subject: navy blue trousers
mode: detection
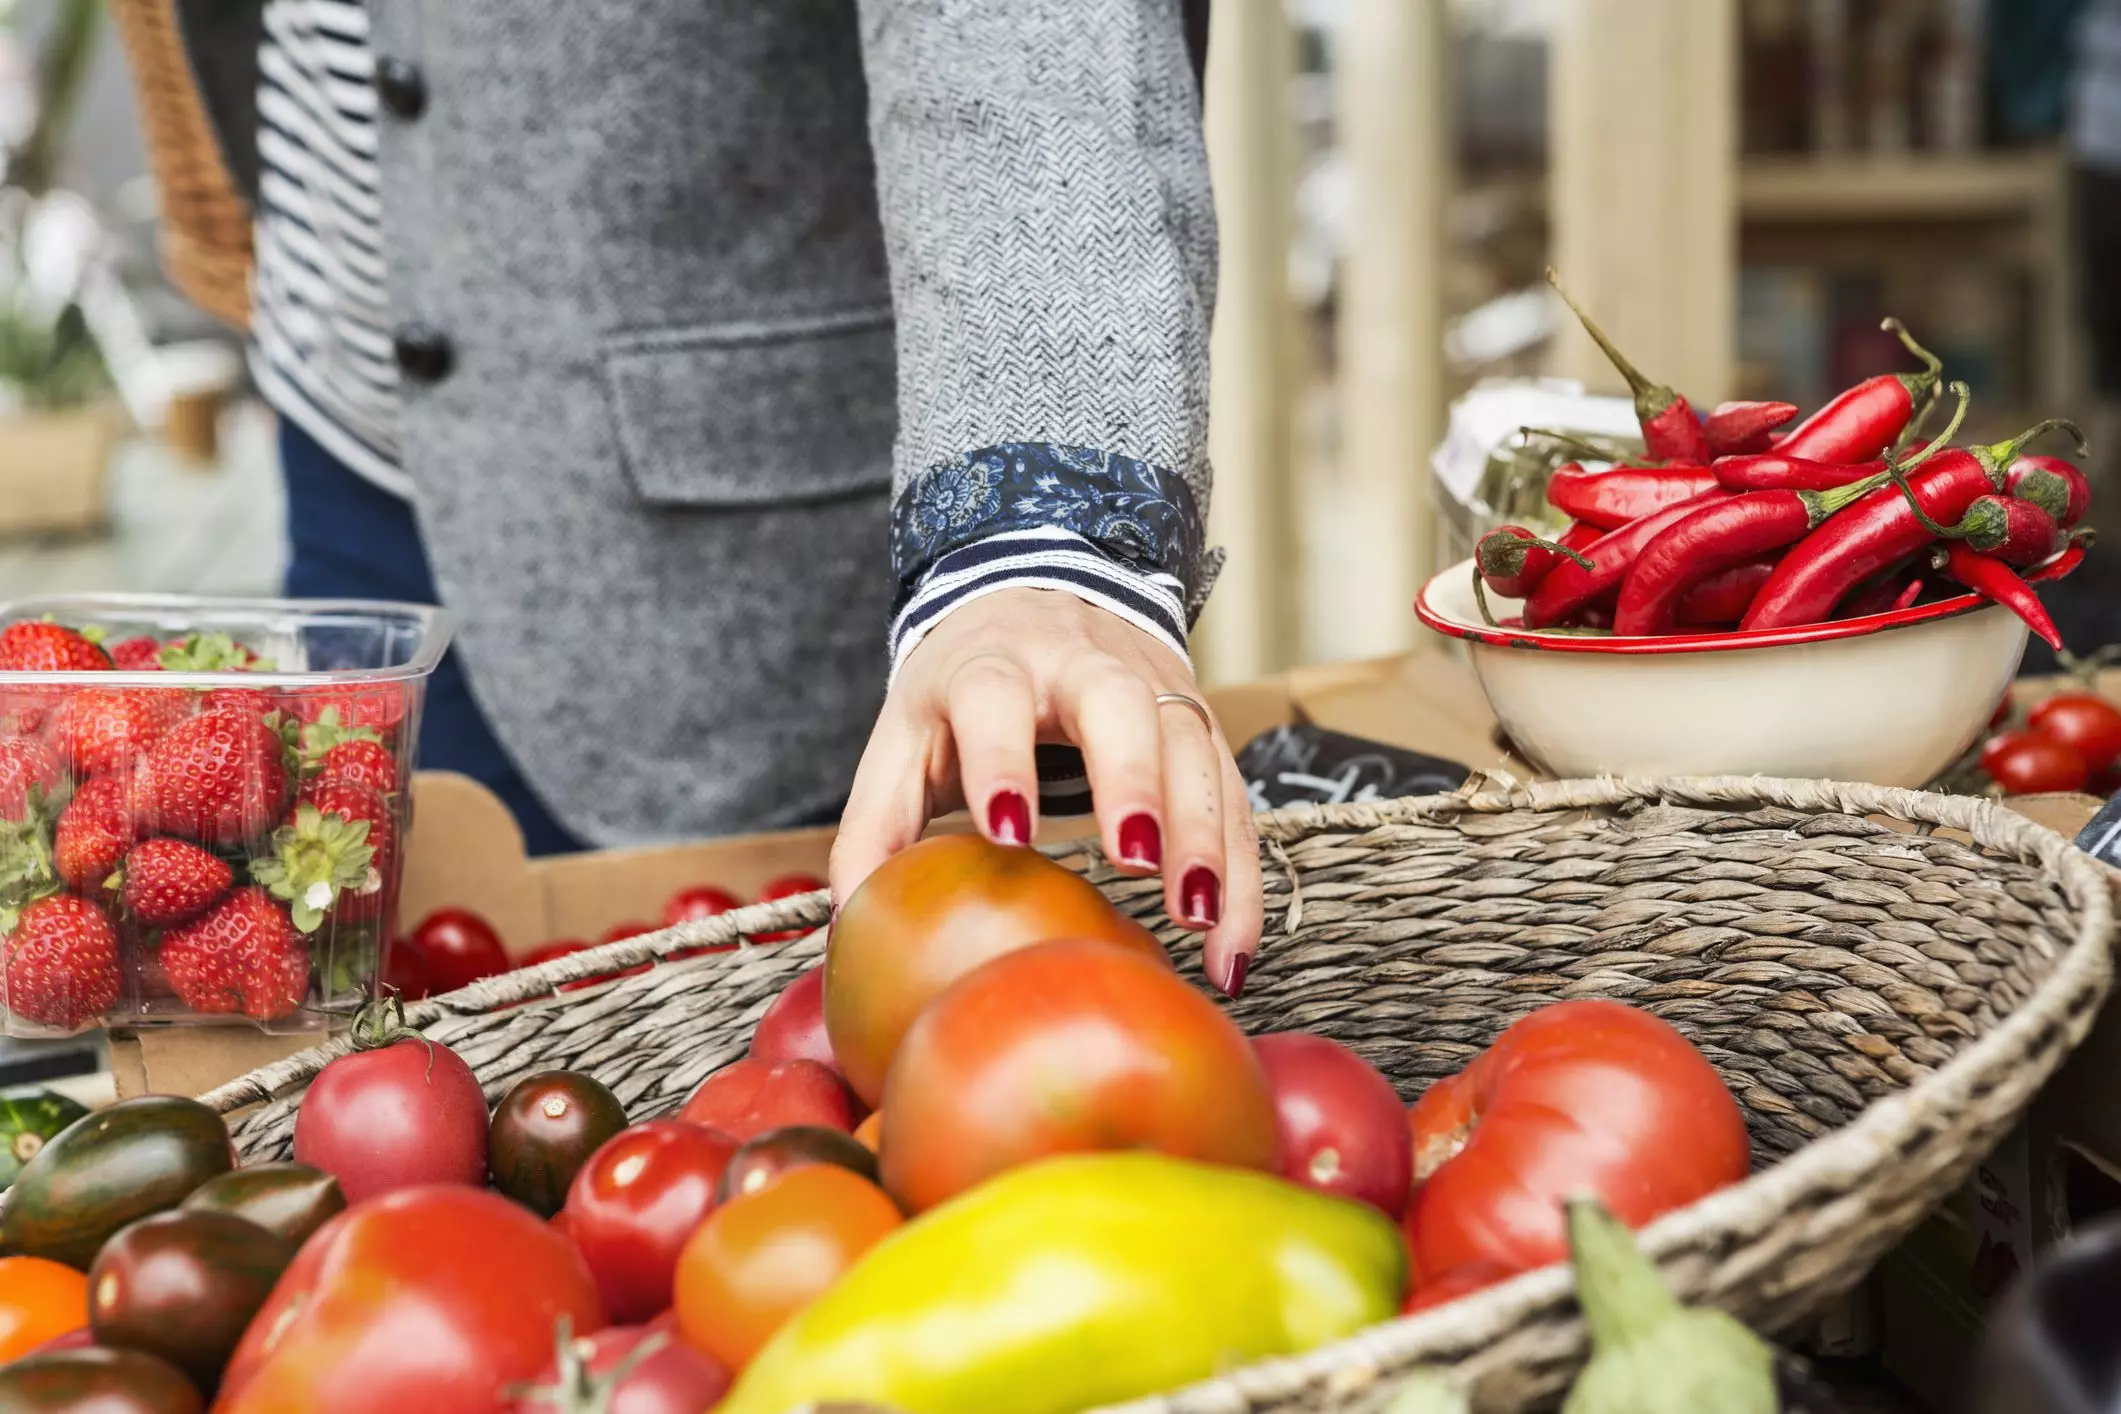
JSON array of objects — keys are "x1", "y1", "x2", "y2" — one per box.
[{"x1": 278, "y1": 421, "x2": 586, "y2": 856}]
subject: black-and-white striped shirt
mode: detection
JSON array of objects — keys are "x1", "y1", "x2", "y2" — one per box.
[{"x1": 249, "y1": 1, "x2": 1190, "y2": 670}]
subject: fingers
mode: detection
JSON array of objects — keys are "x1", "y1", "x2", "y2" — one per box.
[
  {"x1": 1057, "y1": 655, "x2": 1166, "y2": 876},
  {"x1": 1200, "y1": 751, "x2": 1265, "y2": 998},
  {"x1": 944, "y1": 651, "x2": 1040, "y2": 847},
  {"x1": 1155, "y1": 693, "x2": 1227, "y2": 936},
  {"x1": 829, "y1": 708, "x2": 936, "y2": 912}
]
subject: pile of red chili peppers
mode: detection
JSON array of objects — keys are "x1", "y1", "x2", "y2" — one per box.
[{"x1": 1473, "y1": 274, "x2": 2095, "y2": 649}]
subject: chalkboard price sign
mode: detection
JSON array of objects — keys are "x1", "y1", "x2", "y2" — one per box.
[
  {"x1": 2075, "y1": 790, "x2": 2121, "y2": 868},
  {"x1": 1234, "y1": 725, "x2": 1471, "y2": 812}
]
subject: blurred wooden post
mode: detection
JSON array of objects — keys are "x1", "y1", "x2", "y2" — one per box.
[
  {"x1": 1196, "y1": 0, "x2": 1298, "y2": 686},
  {"x1": 1332, "y1": 0, "x2": 1450, "y2": 658},
  {"x1": 1548, "y1": 0, "x2": 1738, "y2": 405}
]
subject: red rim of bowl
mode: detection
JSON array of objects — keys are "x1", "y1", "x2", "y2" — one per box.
[{"x1": 1415, "y1": 546, "x2": 2084, "y2": 656}]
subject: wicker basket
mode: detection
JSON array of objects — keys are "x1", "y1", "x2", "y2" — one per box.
[
  {"x1": 201, "y1": 778, "x2": 2116, "y2": 1412},
  {"x1": 107, "y1": 0, "x2": 253, "y2": 330}
]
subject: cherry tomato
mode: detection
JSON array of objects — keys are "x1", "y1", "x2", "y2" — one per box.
[
  {"x1": 382, "y1": 934, "x2": 432, "y2": 1001},
  {"x1": 411, "y1": 908, "x2": 511, "y2": 993},
  {"x1": 879, "y1": 939, "x2": 1278, "y2": 1214},
  {"x1": 521, "y1": 941, "x2": 590, "y2": 969},
  {"x1": 293, "y1": 1035, "x2": 489, "y2": 1204},
  {"x1": 565, "y1": 1121, "x2": 737, "y2": 1324},
  {"x1": 2028, "y1": 694, "x2": 2121, "y2": 775},
  {"x1": 217, "y1": 1187, "x2": 604, "y2": 1414},
  {"x1": 825, "y1": 834, "x2": 1170, "y2": 1106},
  {"x1": 713, "y1": 1126, "x2": 879, "y2": 1206},
  {"x1": 661, "y1": 886, "x2": 741, "y2": 928},
  {"x1": 513, "y1": 1323, "x2": 729, "y2": 1414},
  {"x1": 1981, "y1": 730, "x2": 2090, "y2": 796},
  {"x1": 678, "y1": 1058, "x2": 857, "y2": 1139},
  {"x1": 1253, "y1": 1032, "x2": 1412, "y2": 1218},
  {"x1": 1401, "y1": 1261, "x2": 1515, "y2": 1316},
  {"x1": 490, "y1": 1072, "x2": 631, "y2": 1218},
  {"x1": 673, "y1": 1164, "x2": 901, "y2": 1372},
  {"x1": 749, "y1": 966, "x2": 838, "y2": 1073},
  {"x1": 0, "y1": 1256, "x2": 88, "y2": 1362},
  {"x1": 750, "y1": 874, "x2": 826, "y2": 944},
  {"x1": 602, "y1": 922, "x2": 657, "y2": 945},
  {"x1": 1404, "y1": 1000, "x2": 1749, "y2": 1281}
]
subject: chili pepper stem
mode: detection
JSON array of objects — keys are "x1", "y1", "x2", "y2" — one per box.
[
  {"x1": 1471, "y1": 562, "x2": 1499, "y2": 628},
  {"x1": 1521, "y1": 427, "x2": 1644, "y2": 465},
  {"x1": 1881, "y1": 381, "x2": 1974, "y2": 536},
  {"x1": 1478, "y1": 527, "x2": 1595, "y2": 577},
  {"x1": 1545, "y1": 269, "x2": 1673, "y2": 413},
  {"x1": 1882, "y1": 317, "x2": 1944, "y2": 379},
  {"x1": 1989, "y1": 417, "x2": 2090, "y2": 467}
]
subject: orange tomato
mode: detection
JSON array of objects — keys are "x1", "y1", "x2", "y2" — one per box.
[
  {"x1": 878, "y1": 939, "x2": 1280, "y2": 1214},
  {"x1": 0, "y1": 1256, "x2": 89, "y2": 1361},
  {"x1": 824, "y1": 834, "x2": 1169, "y2": 1107},
  {"x1": 672, "y1": 1164, "x2": 900, "y2": 1371},
  {"x1": 852, "y1": 1112, "x2": 882, "y2": 1153}
]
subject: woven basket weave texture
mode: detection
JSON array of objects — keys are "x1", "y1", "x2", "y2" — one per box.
[{"x1": 202, "y1": 778, "x2": 2115, "y2": 1413}]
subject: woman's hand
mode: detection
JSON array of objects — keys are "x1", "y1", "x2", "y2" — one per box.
[{"x1": 830, "y1": 587, "x2": 1262, "y2": 996}]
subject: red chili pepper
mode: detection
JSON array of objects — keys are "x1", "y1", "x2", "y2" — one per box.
[
  {"x1": 1942, "y1": 495, "x2": 2066, "y2": 567},
  {"x1": 1474, "y1": 524, "x2": 1599, "y2": 599},
  {"x1": 1613, "y1": 470, "x2": 1892, "y2": 636},
  {"x1": 1835, "y1": 562, "x2": 1922, "y2": 620},
  {"x1": 1744, "y1": 390, "x2": 2085, "y2": 630},
  {"x1": 1703, "y1": 401, "x2": 1799, "y2": 457},
  {"x1": 1712, "y1": 453, "x2": 1885, "y2": 493},
  {"x1": 1547, "y1": 463, "x2": 1720, "y2": 529},
  {"x1": 1524, "y1": 489, "x2": 1734, "y2": 628},
  {"x1": 1674, "y1": 557, "x2": 1775, "y2": 626},
  {"x1": 2007, "y1": 454, "x2": 2092, "y2": 528},
  {"x1": 1775, "y1": 318, "x2": 1944, "y2": 464},
  {"x1": 1546, "y1": 268, "x2": 1710, "y2": 464},
  {"x1": 1938, "y1": 542, "x2": 2063, "y2": 650}
]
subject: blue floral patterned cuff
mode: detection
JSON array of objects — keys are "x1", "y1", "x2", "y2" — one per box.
[{"x1": 891, "y1": 443, "x2": 1211, "y2": 620}]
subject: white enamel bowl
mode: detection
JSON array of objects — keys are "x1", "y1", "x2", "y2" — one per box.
[{"x1": 1411, "y1": 554, "x2": 2072, "y2": 787}]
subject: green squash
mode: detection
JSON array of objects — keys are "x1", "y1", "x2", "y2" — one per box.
[{"x1": 0, "y1": 1088, "x2": 89, "y2": 1193}]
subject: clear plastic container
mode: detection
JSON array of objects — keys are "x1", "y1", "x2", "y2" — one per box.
[{"x1": 0, "y1": 596, "x2": 451, "y2": 1037}]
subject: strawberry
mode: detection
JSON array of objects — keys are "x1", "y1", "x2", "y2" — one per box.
[
  {"x1": 50, "y1": 689, "x2": 186, "y2": 778},
  {"x1": 198, "y1": 687, "x2": 281, "y2": 720},
  {"x1": 0, "y1": 621, "x2": 112, "y2": 673},
  {"x1": 160, "y1": 886, "x2": 310, "y2": 1021},
  {"x1": 296, "y1": 779, "x2": 397, "y2": 876},
  {"x1": 159, "y1": 632, "x2": 270, "y2": 673},
  {"x1": 54, "y1": 795, "x2": 130, "y2": 893},
  {"x1": 115, "y1": 837, "x2": 232, "y2": 928},
  {"x1": 250, "y1": 801, "x2": 380, "y2": 932},
  {"x1": 147, "y1": 709, "x2": 291, "y2": 846},
  {"x1": 298, "y1": 715, "x2": 399, "y2": 795},
  {"x1": 0, "y1": 737, "x2": 61, "y2": 821},
  {"x1": 281, "y1": 693, "x2": 406, "y2": 742},
  {"x1": 1, "y1": 894, "x2": 122, "y2": 1030},
  {"x1": 108, "y1": 637, "x2": 165, "y2": 671}
]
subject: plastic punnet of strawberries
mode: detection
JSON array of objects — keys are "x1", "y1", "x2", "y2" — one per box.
[{"x1": 0, "y1": 616, "x2": 417, "y2": 1036}]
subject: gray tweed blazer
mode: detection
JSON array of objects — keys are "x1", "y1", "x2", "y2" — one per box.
[{"x1": 297, "y1": 0, "x2": 1216, "y2": 844}]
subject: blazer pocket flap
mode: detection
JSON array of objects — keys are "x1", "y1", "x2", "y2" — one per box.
[{"x1": 602, "y1": 312, "x2": 897, "y2": 507}]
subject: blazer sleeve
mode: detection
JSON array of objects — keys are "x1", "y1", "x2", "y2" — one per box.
[{"x1": 858, "y1": 0, "x2": 1222, "y2": 673}]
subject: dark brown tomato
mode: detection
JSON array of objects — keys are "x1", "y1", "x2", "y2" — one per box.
[
  {"x1": 0, "y1": 1347, "x2": 204, "y2": 1414},
  {"x1": 88, "y1": 1209, "x2": 293, "y2": 1391},
  {"x1": 712, "y1": 1125, "x2": 881, "y2": 1207},
  {"x1": 179, "y1": 1163, "x2": 345, "y2": 1248},
  {"x1": 491, "y1": 1072, "x2": 631, "y2": 1218},
  {"x1": 0, "y1": 1096, "x2": 234, "y2": 1270}
]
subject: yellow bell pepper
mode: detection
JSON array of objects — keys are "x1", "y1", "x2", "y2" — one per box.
[{"x1": 716, "y1": 1151, "x2": 1406, "y2": 1414}]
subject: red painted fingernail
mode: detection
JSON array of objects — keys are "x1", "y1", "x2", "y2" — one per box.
[
  {"x1": 1216, "y1": 951, "x2": 1250, "y2": 999},
  {"x1": 1181, "y1": 867, "x2": 1220, "y2": 927},
  {"x1": 988, "y1": 791, "x2": 1031, "y2": 847},
  {"x1": 1118, "y1": 814, "x2": 1162, "y2": 870}
]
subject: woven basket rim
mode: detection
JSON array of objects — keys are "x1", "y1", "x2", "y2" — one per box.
[{"x1": 192, "y1": 776, "x2": 2117, "y2": 1409}]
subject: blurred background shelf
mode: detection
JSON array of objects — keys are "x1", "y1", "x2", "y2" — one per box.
[{"x1": 1740, "y1": 147, "x2": 2068, "y2": 222}]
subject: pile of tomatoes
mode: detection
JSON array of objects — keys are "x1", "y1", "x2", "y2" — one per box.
[
  {"x1": 0, "y1": 836, "x2": 1758, "y2": 1414},
  {"x1": 1978, "y1": 690, "x2": 2121, "y2": 797}
]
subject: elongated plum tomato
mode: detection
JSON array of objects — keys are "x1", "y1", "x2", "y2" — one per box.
[
  {"x1": 2028, "y1": 693, "x2": 2121, "y2": 774},
  {"x1": 750, "y1": 873, "x2": 826, "y2": 944},
  {"x1": 674, "y1": 1163, "x2": 902, "y2": 1372},
  {"x1": 411, "y1": 908, "x2": 511, "y2": 993},
  {"x1": 749, "y1": 966, "x2": 837, "y2": 1072},
  {"x1": 292, "y1": 1032, "x2": 489, "y2": 1204},
  {"x1": 0, "y1": 1348, "x2": 204, "y2": 1414},
  {"x1": 565, "y1": 1120, "x2": 738, "y2": 1324},
  {"x1": 1403, "y1": 999, "x2": 1749, "y2": 1281},
  {"x1": 1252, "y1": 1032, "x2": 1412, "y2": 1218},
  {"x1": 661, "y1": 885, "x2": 741, "y2": 928},
  {"x1": 880, "y1": 939, "x2": 1279, "y2": 1213},
  {"x1": 1981, "y1": 730, "x2": 2089, "y2": 796},
  {"x1": 216, "y1": 1186, "x2": 604, "y2": 1414},
  {"x1": 679, "y1": 1057, "x2": 857, "y2": 1139},
  {"x1": 514, "y1": 1323, "x2": 730, "y2": 1414},
  {"x1": 826, "y1": 834, "x2": 1170, "y2": 1106}
]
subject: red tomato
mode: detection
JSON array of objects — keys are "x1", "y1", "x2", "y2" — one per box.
[
  {"x1": 750, "y1": 874, "x2": 825, "y2": 944},
  {"x1": 748, "y1": 967, "x2": 838, "y2": 1072},
  {"x1": 383, "y1": 933, "x2": 432, "y2": 1001},
  {"x1": 217, "y1": 1186, "x2": 603, "y2": 1414},
  {"x1": 294, "y1": 1036, "x2": 489, "y2": 1204},
  {"x1": 661, "y1": 886, "x2": 741, "y2": 928},
  {"x1": 565, "y1": 1121, "x2": 738, "y2": 1324},
  {"x1": 413, "y1": 908, "x2": 512, "y2": 993},
  {"x1": 678, "y1": 1057, "x2": 857, "y2": 1139},
  {"x1": 1981, "y1": 730, "x2": 2090, "y2": 795},
  {"x1": 521, "y1": 940, "x2": 590, "y2": 968},
  {"x1": 1253, "y1": 1032, "x2": 1412, "y2": 1218},
  {"x1": 1404, "y1": 1000, "x2": 1749, "y2": 1281},
  {"x1": 0, "y1": 1257, "x2": 89, "y2": 1362},
  {"x1": 826, "y1": 834, "x2": 1170, "y2": 1106},
  {"x1": 512, "y1": 1323, "x2": 729, "y2": 1414},
  {"x1": 602, "y1": 922, "x2": 657, "y2": 945},
  {"x1": 880, "y1": 939, "x2": 1279, "y2": 1214},
  {"x1": 2028, "y1": 694, "x2": 2121, "y2": 775},
  {"x1": 673, "y1": 1164, "x2": 901, "y2": 1372},
  {"x1": 1401, "y1": 1261, "x2": 1515, "y2": 1316}
]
